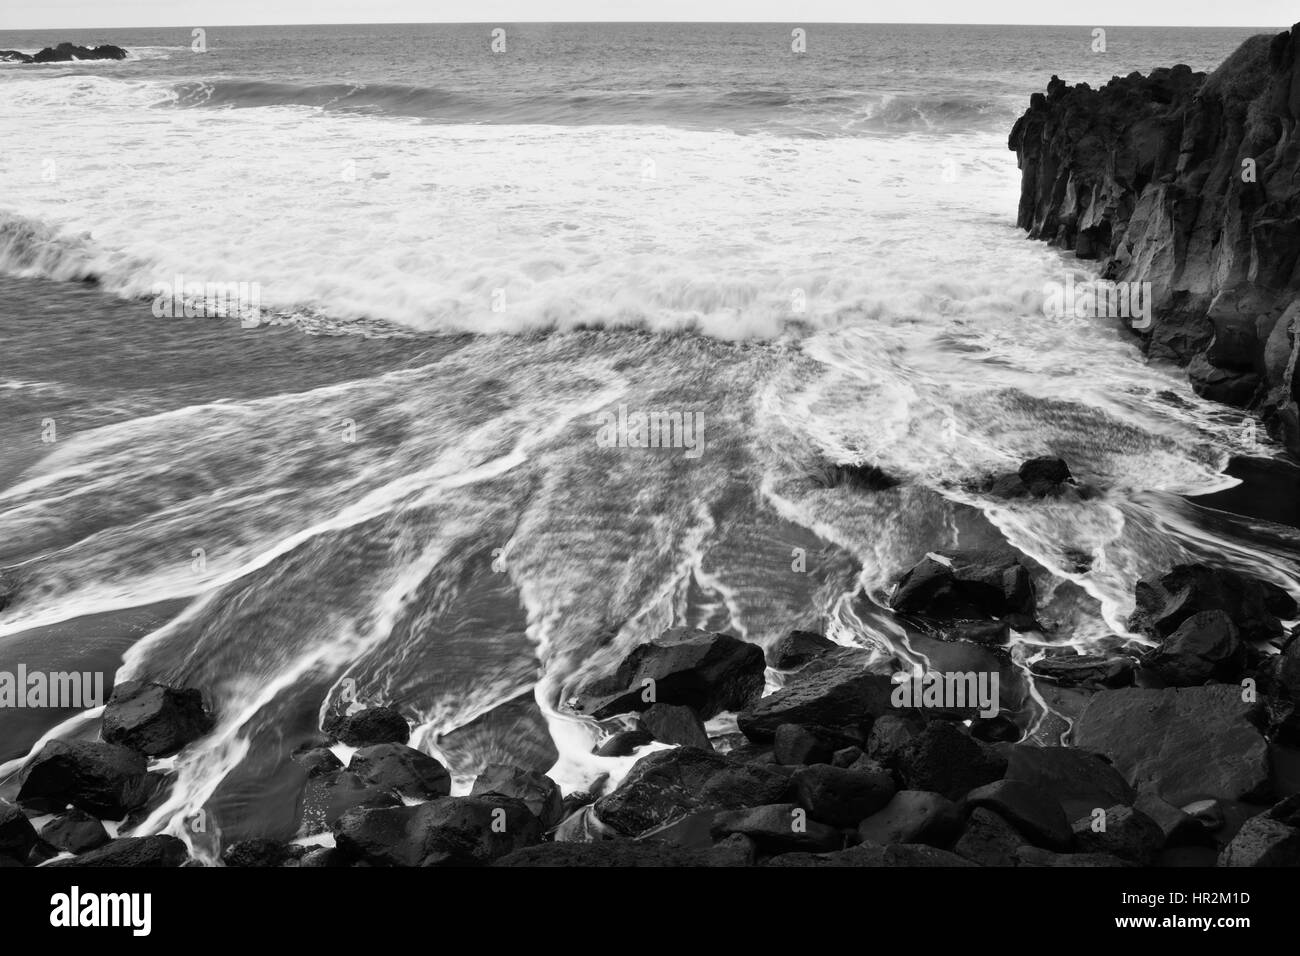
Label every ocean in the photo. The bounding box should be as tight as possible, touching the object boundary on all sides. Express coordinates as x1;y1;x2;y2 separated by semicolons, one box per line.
1;22;1296;857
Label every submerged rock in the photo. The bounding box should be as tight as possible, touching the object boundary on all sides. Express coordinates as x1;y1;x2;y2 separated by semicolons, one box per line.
568;627;765;720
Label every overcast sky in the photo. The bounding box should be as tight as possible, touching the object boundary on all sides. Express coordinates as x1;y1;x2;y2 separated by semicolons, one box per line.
4;0;1294;31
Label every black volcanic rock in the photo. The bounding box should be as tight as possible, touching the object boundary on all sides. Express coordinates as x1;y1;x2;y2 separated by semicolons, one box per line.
896;720;1007;800
0;800;38;863
737;648;894;743
38;808;110;854
710;803;843;853
791;763;895;827
1128;563;1290;644
45;835;188;867
767;629;836;669
470;764;564;828
591;747;789;837
889;549;1035;622
349;743;451;800
965;779;1072;850
568;627;765;720
17;740;149;819
1071;805;1166;865
764;843;975;867
31;43;129;63
102;681;214;757
333;795;542;866
1141;609;1244;685
322;705;410;746
1073;685;1270;806
1009;26;1300;453
1029;654;1136;689
1218;794;1300;866
857;790;961;846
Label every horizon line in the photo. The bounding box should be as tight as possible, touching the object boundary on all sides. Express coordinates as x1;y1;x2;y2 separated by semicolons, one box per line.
1;19;1287;32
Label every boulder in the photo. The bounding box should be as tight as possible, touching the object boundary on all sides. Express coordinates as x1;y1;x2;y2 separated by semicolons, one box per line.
1015;846;1137;867
17;740;149;818
1071;805;1166;865
857;790;961;846
896;720;1007;799
31;42;129;63
640;702;712;750
297;770;402;836
737;649;894;742
773;723;860;765
322;705;409;746
333;795;542;866
470;764;564;829
1129;564;1290;644
101;681;214;757
965;779;1071;850
38;808;109;854
568;627;765;720
1218;794;1300;866
1073;685;1270;806
221;838;300;867
1029;654;1135;688
998;744;1135;821
0;800;38;863
1141;610;1244;685
710;803;843;853
291;746;343;778
791;763;895;827
889;549;1035;622
594;729;655;756
493;841;739;866
767;630;836;669
764;844;976;867
591;747;789;837
952;807;1026;866
45;835;188;867
348;744;452;800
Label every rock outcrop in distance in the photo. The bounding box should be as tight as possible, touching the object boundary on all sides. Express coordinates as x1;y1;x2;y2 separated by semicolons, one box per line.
0;43;129;64
1009;23;1300;454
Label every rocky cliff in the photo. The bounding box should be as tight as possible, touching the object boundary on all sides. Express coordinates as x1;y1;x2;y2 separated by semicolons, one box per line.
1009;24;1300;456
